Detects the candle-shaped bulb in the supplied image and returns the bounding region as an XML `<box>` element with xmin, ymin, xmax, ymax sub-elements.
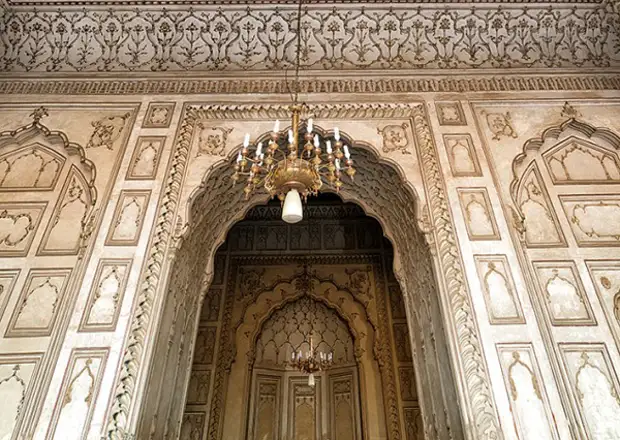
<box><xmin>334</xmin><ymin>127</ymin><xmax>340</xmax><ymax>141</ymax></box>
<box><xmin>326</xmin><ymin>140</ymin><xmax>332</xmax><ymax>154</ymax></box>
<box><xmin>273</xmin><ymin>119</ymin><xmax>280</xmax><ymax>132</ymax></box>
<box><xmin>314</xmin><ymin>134</ymin><xmax>320</xmax><ymax>148</ymax></box>
<box><xmin>343</xmin><ymin>144</ymin><xmax>350</xmax><ymax>159</ymax></box>
<box><xmin>256</xmin><ymin>142</ymin><xmax>263</xmax><ymax>157</ymax></box>
<box><xmin>335</xmin><ymin>159</ymin><xmax>341</xmax><ymax>170</ymax></box>
<box><xmin>236</xmin><ymin>151</ymin><xmax>242</xmax><ymax>163</ymax></box>
<box><xmin>310</xmin><ymin>336</ymin><xmax>313</xmax><ymax>351</ymax></box>
<box><xmin>288</xmin><ymin>129</ymin><xmax>294</xmax><ymax>143</ymax></box>
<box><xmin>243</xmin><ymin>133</ymin><xmax>250</xmax><ymax>147</ymax></box>
<box><xmin>307</xmin><ymin>118</ymin><xmax>313</xmax><ymax>133</ymax></box>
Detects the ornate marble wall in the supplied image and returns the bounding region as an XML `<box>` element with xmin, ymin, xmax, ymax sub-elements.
<box><xmin>0</xmin><ymin>85</ymin><xmax>619</xmax><ymax>440</ymax></box>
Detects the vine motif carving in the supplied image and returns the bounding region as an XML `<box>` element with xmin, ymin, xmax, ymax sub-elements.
<box><xmin>0</xmin><ymin>5</ymin><xmax>617</xmax><ymax>73</ymax></box>
<box><xmin>411</xmin><ymin>105</ymin><xmax>502</xmax><ymax>439</ymax></box>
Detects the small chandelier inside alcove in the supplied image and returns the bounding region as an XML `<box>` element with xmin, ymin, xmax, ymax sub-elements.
<box><xmin>231</xmin><ymin>0</ymin><xmax>356</xmax><ymax>224</ymax></box>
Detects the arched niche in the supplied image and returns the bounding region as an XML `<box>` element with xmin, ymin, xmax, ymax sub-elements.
<box><xmin>228</xmin><ymin>272</ymin><xmax>383</xmax><ymax>439</ymax></box>
<box><xmin>117</xmin><ymin>104</ymin><xmax>501</xmax><ymax>440</ymax></box>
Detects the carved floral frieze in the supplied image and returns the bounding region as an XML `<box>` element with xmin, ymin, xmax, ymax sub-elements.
<box><xmin>0</xmin><ymin>5</ymin><xmax>617</xmax><ymax>73</ymax></box>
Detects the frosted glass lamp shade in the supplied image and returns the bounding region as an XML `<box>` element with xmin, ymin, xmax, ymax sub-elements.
<box><xmin>282</xmin><ymin>189</ymin><xmax>303</xmax><ymax>224</ymax></box>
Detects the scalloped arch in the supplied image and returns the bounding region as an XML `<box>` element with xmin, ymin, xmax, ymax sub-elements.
<box><xmin>0</xmin><ymin>120</ymin><xmax>98</xmax><ymax>202</ymax></box>
<box><xmin>510</xmin><ymin>118</ymin><xmax>620</xmax><ymax>200</ymax></box>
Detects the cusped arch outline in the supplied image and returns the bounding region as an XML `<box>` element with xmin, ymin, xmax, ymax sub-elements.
<box><xmin>510</xmin><ymin>117</ymin><xmax>620</xmax><ymax>202</ymax></box>
<box><xmin>0</xmin><ymin>117</ymin><xmax>98</xmax><ymax>202</ymax></box>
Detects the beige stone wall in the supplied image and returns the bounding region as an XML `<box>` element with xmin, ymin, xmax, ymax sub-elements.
<box><xmin>0</xmin><ymin>92</ymin><xmax>619</xmax><ymax>440</ymax></box>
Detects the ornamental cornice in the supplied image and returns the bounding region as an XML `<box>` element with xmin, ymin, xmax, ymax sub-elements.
<box><xmin>1</xmin><ymin>74</ymin><xmax>620</xmax><ymax>95</ymax></box>
<box><xmin>0</xmin><ymin>4</ymin><xmax>618</xmax><ymax>73</ymax></box>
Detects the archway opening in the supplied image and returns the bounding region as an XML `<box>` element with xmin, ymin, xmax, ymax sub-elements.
<box><xmin>138</xmin><ymin>137</ymin><xmax>463</xmax><ymax>440</ymax></box>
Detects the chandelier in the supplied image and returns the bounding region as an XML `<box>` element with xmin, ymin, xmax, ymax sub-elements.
<box><xmin>231</xmin><ymin>0</ymin><xmax>355</xmax><ymax>224</ymax></box>
<box><xmin>289</xmin><ymin>335</ymin><xmax>333</xmax><ymax>387</ymax></box>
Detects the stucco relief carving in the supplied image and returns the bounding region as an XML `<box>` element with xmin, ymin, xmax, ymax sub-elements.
<box><xmin>497</xmin><ymin>345</ymin><xmax>559</xmax><ymax>440</ymax></box>
<box><xmin>143</xmin><ymin>103</ymin><xmax>176</xmax><ymax>129</ymax></box>
<box><xmin>126</xmin><ymin>136</ymin><xmax>165</xmax><ymax>180</ymax></box>
<box><xmin>513</xmin><ymin>164</ymin><xmax>565</xmax><ymax>247</ymax></box>
<box><xmin>115</xmin><ymin>104</ymin><xmax>495</xmax><ymax>440</ymax></box>
<box><xmin>187</xmin><ymin>370</ymin><xmax>211</xmax><ymax>405</ymax></box>
<box><xmin>398</xmin><ymin>367</ymin><xmax>418</xmax><ymax>402</ymax></box>
<box><xmin>0</xmin><ymin>355</ymin><xmax>42</xmax><ymax>440</ymax></box>
<box><xmin>543</xmin><ymin>136</ymin><xmax>620</xmax><ymax>184</ymax></box>
<box><xmin>560</xmin><ymin>345</ymin><xmax>620</xmax><ymax>440</ymax></box>
<box><xmin>6</xmin><ymin>268</ymin><xmax>72</xmax><ymax>337</ymax></box>
<box><xmin>80</xmin><ymin>259</ymin><xmax>132</xmax><ymax>332</ymax></box>
<box><xmin>195</xmin><ymin>125</ymin><xmax>232</xmax><ymax>157</ymax></box>
<box><xmin>442</xmin><ymin>134</ymin><xmax>482</xmax><ymax>178</ymax></box>
<box><xmin>474</xmin><ymin>255</ymin><xmax>525</xmax><ymax>325</ymax></box>
<box><xmin>481</xmin><ymin>111</ymin><xmax>518</xmax><ymax>141</ymax></box>
<box><xmin>3</xmin><ymin>76</ymin><xmax>619</xmax><ymax>97</ymax></box>
<box><xmin>411</xmin><ymin>104</ymin><xmax>500</xmax><ymax>439</ymax></box>
<box><xmin>193</xmin><ymin>326</ymin><xmax>217</xmax><ymax>367</ymax></box>
<box><xmin>255</xmin><ymin>296</ymin><xmax>355</xmax><ymax>367</ymax></box>
<box><xmin>39</xmin><ymin>169</ymin><xmax>92</xmax><ymax>255</ymax></box>
<box><xmin>560</xmin><ymin>196</ymin><xmax>620</xmax><ymax>245</ymax></box>
<box><xmin>435</xmin><ymin>102</ymin><xmax>466</xmax><ymax>126</ymax></box>
<box><xmin>86</xmin><ymin>113</ymin><xmax>131</xmax><ymax>150</ymax></box>
<box><xmin>0</xmin><ymin>143</ymin><xmax>64</xmax><ymax>190</ymax></box>
<box><xmin>457</xmin><ymin>188</ymin><xmax>500</xmax><ymax>240</ymax></box>
<box><xmin>105</xmin><ymin>190</ymin><xmax>151</xmax><ymax>246</ymax></box>
<box><xmin>403</xmin><ymin>407</ymin><xmax>424</xmax><ymax>440</ymax></box>
<box><xmin>0</xmin><ymin>202</ymin><xmax>46</xmax><ymax>257</ymax></box>
<box><xmin>180</xmin><ymin>412</ymin><xmax>205</xmax><ymax>440</ymax></box>
<box><xmin>377</xmin><ymin>123</ymin><xmax>411</xmax><ymax>155</ymax></box>
<box><xmin>532</xmin><ymin>261</ymin><xmax>595</xmax><ymax>326</ymax></box>
<box><xmin>46</xmin><ymin>349</ymin><xmax>108</xmax><ymax>440</ymax></box>
<box><xmin>1</xmin><ymin>5</ymin><xmax>616</xmax><ymax>74</ymax></box>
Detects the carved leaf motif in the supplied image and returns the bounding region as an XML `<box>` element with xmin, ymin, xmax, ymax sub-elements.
<box><xmin>1</xmin><ymin>6</ymin><xmax>615</xmax><ymax>73</ymax></box>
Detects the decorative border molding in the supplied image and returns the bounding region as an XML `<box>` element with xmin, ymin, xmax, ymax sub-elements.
<box><xmin>411</xmin><ymin>105</ymin><xmax>503</xmax><ymax>439</ymax></box>
<box><xmin>1</xmin><ymin>75</ymin><xmax>620</xmax><ymax>95</ymax></box>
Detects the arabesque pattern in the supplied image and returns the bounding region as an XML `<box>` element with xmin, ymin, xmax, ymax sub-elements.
<box><xmin>0</xmin><ymin>4</ymin><xmax>617</xmax><ymax>73</ymax></box>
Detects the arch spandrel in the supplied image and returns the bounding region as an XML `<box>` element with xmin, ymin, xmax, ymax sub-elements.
<box><xmin>175</xmin><ymin>103</ymin><xmax>428</xmax><ymax>237</ymax></box>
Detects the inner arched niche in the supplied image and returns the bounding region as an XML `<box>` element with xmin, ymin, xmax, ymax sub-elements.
<box><xmin>136</xmin><ymin>129</ymin><xmax>463</xmax><ymax>440</ymax></box>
